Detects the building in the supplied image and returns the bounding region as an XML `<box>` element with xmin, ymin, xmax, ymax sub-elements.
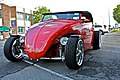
<box><xmin>0</xmin><ymin>3</ymin><xmax>33</xmax><ymax>39</ymax></box>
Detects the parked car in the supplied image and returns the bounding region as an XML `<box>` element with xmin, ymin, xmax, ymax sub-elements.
<box><xmin>4</xmin><ymin>11</ymin><xmax>101</xmax><ymax>69</ymax></box>
<box><xmin>94</xmin><ymin>25</ymin><xmax>109</xmax><ymax>35</ymax></box>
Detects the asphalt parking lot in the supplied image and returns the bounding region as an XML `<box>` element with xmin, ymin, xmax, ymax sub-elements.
<box><xmin>0</xmin><ymin>32</ymin><xmax>120</xmax><ymax>80</ymax></box>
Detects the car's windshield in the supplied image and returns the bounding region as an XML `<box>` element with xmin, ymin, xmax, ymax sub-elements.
<box><xmin>42</xmin><ymin>13</ymin><xmax>80</xmax><ymax>21</ymax></box>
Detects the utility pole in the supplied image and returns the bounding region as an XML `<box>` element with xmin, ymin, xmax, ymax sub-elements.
<box><xmin>108</xmin><ymin>7</ymin><xmax>111</xmax><ymax>31</ymax></box>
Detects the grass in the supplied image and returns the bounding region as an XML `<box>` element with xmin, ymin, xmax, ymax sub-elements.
<box><xmin>111</xmin><ymin>30</ymin><xmax>120</xmax><ymax>32</ymax></box>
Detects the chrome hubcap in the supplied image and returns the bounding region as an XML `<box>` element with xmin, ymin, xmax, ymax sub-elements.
<box><xmin>76</xmin><ymin>39</ymin><xmax>84</xmax><ymax>66</ymax></box>
<box><xmin>12</xmin><ymin>39</ymin><xmax>23</xmax><ymax>59</ymax></box>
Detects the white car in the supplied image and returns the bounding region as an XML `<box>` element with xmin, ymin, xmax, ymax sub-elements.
<box><xmin>94</xmin><ymin>25</ymin><xmax>109</xmax><ymax>35</ymax></box>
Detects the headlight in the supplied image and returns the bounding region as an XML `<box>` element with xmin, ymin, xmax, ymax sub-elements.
<box><xmin>60</xmin><ymin>37</ymin><xmax>68</xmax><ymax>45</ymax></box>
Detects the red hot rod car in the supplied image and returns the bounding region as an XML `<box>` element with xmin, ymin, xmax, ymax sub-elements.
<box><xmin>4</xmin><ymin>11</ymin><xmax>101</xmax><ymax>69</ymax></box>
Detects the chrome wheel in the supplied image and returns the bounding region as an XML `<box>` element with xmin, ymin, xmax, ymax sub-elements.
<box><xmin>12</xmin><ymin>39</ymin><xmax>23</xmax><ymax>59</ymax></box>
<box><xmin>76</xmin><ymin>39</ymin><xmax>84</xmax><ymax>66</ymax></box>
<box><xmin>4</xmin><ymin>37</ymin><xmax>23</xmax><ymax>62</ymax></box>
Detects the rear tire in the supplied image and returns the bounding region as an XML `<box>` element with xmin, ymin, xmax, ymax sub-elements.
<box><xmin>65</xmin><ymin>37</ymin><xmax>84</xmax><ymax>69</ymax></box>
<box><xmin>93</xmin><ymin>31</ymin><xmax>101</xmax><ymax>50</ymax></box>
<box><xmin>4</xmin><ymin>37</ymin><xmax>23</xmax><ymax>62</ymax></box>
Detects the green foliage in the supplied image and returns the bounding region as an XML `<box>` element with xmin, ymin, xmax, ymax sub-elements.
<box><xmin>113</xmin><ymin>5</ymin><xmax>120</xmax><ymax>23</ymax></box>
<box><xmin>111</xmin><ymin>30</ymin><xmax>120</xmax><ymax>32</ymax></box>
<box><xmin>33</xmin><ymin>6</ymin><xmax>51</xmax><ymax>24</ymax></box>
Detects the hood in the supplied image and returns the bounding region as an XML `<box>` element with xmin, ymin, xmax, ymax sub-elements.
<box><xmin>25</xmin><ymin>20</ymin><xmax>77</xmax><ymax>59</ymax></box>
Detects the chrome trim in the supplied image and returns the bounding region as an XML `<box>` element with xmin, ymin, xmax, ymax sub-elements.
<box><xmin>76</xmin><ymin>39</ymin><xmax>84</xmax><ymax>66</ymax></box>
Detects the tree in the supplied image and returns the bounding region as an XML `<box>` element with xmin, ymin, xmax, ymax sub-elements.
<box><xmin>33</xmin><ymin>6</ymin><xmax>51</xmax><ymax>24</ymax></box>
<box><xmin>113</xmin><ymin>5</ymin><xmax>120</xmax><ymax>23</ymax></box>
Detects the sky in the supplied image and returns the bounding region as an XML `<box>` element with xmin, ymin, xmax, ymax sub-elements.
<box><xmin>1</xmin><ymin>0</ymin><xmax>120</xmax><ymax>26</ymax></box>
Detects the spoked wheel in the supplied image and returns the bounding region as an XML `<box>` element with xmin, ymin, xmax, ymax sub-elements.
<box><xmin>12</xmin><ymin>39</ymin><xmax>23</xmax><ymax>59</ymax></box>
<box><xmin>4</xmin><ymin>37</ymin><xmax>23</xmax><ymax>62</ymax></box>
<box><xmin>76</xmin><ymin>39</ymin><xmax>84</xmax><ymax>66</ymax></box>
<box><xmin>65</xmin><ymin>37</ymin><xmax>84</xmax><ymax>69</ymax></box>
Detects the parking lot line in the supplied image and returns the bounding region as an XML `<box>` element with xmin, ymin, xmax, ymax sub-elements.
<box><xmin>23</xmin><ymin>60</ymin><xmax>34</xmax><ymax>65</ymax></box>
<box><xmin>24</xmin><ymin>60</ymin><xmax>74</xmax><ymax>80</ymax></box>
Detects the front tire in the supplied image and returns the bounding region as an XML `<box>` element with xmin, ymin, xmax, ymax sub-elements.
<box><xmin>4</xmin><ymin>37</ymin><xmax>23</xmax><ymax>62</ymax></box>
<box><xmin>65</xmin><ymin>37</ymin><xmax>84</xmax><ymax>69</ymax></box>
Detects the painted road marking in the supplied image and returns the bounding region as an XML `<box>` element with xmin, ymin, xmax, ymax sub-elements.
<box><xmin>24</xmin><ymin>60</ymin><xmax>74</xmax><ymax>80</ymax></box>
<box><xmin>23</xmin><ymin>60</ymin><xmax>34</xmax><ymax>65</ymax></box>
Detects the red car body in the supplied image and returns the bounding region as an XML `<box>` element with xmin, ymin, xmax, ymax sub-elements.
<box><xmin>4</xmin><ymin>11</ymin><xmax>100</xmax><ymax>69</ymax></box>
<box><xmin>24</xmin><ymin>11</ymin><xmax>94</xmax><ymax>60</ymax></box>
